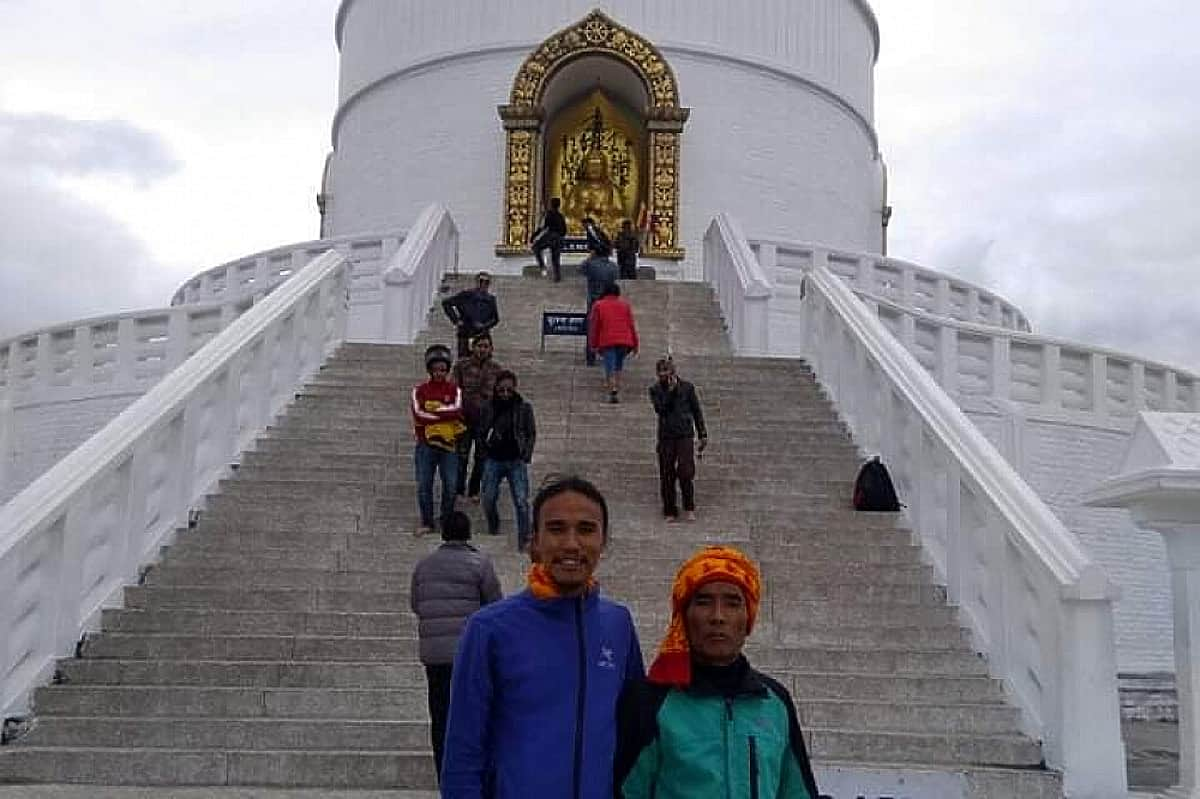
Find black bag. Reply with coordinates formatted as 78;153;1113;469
853;456;901;512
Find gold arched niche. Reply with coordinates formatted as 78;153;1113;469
496;10;689;260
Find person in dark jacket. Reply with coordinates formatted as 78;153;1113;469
451;333;504;501
580;223;618;367
648;358;708;522
476;370;536;549
442;271;500;357
615;218;640;280
615;547;820;799
532;197;568;282
441;476;644;798
409;511;502;783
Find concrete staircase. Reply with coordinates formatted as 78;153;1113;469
0;275;1062;796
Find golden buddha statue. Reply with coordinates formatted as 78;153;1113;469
563;147;628;234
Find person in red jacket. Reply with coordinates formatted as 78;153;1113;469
588;282;639;403
411;344;465;536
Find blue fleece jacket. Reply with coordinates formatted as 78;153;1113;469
440;587;644;798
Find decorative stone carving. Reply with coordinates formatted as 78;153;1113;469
497;10;689;260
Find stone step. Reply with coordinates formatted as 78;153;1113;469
57;660;423;689
800;699;1021;736
807;728;1042;768
0;747;434;788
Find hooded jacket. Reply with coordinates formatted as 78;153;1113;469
615;656;819;799
475;391;536;463
589;295;639;352
441;588;644;799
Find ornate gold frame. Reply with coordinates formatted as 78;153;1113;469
496;10;689;260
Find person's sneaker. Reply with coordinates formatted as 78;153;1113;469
684;511;697;522
664;515;679;524
469;495;481;505
415;526;433;538
609;391;619;404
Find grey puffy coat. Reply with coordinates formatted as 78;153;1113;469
409;542;503;665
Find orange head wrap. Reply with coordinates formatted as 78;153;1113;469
646;545;762;688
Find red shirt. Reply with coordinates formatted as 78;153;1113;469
411;379;463;445
589;296;639;351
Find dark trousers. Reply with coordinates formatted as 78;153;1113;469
657;437;697;516
455;431;485;497
455;327;473;358
425;663;453;783
585;297;596;366
618;255;637;280
534;236;563;281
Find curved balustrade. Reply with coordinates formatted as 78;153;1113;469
742;241;1200;419
703;215;772;355
749;238;1031;332
707;217;1128;794
0;250;351;720
170;230;405;311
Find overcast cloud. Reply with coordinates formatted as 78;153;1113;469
0;1;1197;372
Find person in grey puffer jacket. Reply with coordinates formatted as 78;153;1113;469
410;511;502;782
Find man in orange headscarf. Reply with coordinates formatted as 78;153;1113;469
615;546;820;799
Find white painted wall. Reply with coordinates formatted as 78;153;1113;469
326;0;884;274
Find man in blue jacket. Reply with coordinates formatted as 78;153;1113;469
441;475;644;798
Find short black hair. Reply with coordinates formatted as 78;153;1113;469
532;475;609;543
441;511;471;542
601;282;621;298
495;369;518;386
472;331;493;345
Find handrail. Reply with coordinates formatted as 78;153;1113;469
382;203;460;344
702;214;772;355
0;249;350;719
800;261;1127;795
749;236;1031;332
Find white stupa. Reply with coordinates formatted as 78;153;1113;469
321;0;887;277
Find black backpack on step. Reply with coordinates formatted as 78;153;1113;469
853;456;901;512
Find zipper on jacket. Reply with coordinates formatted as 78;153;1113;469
572;597;587;799
748;735;760;799
723;698;734;799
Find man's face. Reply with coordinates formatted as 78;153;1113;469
657;362;676;386
428;361;449;382
685;581;749;667
472;338;493;362
477;277;491;293
531;491;605;596
494;378;516;400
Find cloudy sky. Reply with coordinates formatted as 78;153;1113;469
2;1;1197;372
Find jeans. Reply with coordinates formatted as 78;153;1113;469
657;437;696;517
425;663;453;784
481;459;532;548
414;442;459;528
602;346;630;378
454;430;485;497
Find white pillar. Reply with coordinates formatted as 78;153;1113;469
1156;524;1200;798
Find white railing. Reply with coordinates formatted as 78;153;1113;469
708;218;1128;795
751;237;1031;332
170;230;404;311
0;299;254;399
744;241;1200;419
0;249;350;720
703;215;772;355
381;203;460;345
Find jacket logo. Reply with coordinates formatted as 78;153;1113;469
597;645;616;669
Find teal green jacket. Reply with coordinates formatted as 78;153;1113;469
614;657;819;799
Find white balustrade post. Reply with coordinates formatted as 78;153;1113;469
72;326;94;388
1092;353;1109;419
741;295;769;357
934;278;951;317
1131;361;1147;411
1157;526;1200;798
901;267;917;309
944;462;964;603
116;318;138;386
34;333;54;391
855;255;873;294
758;242;778;281
937;326;958;395
254;256;273;300
966;288;980;323
0;393;12;495
991;336;1011;403
1057;584;1129;797
1166;371;1180;411
1041;344;1063;410
165;308;191;371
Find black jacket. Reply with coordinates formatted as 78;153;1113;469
648;379;707;440
476;392;536;463
442;288;499;334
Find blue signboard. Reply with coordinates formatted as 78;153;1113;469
541;311;589;353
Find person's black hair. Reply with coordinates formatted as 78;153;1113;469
532;475;609;543
601;282;621;298
550;197;561;208
655;358;675;372
441;510;471;542
495;369;518;387
472;331;493;345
